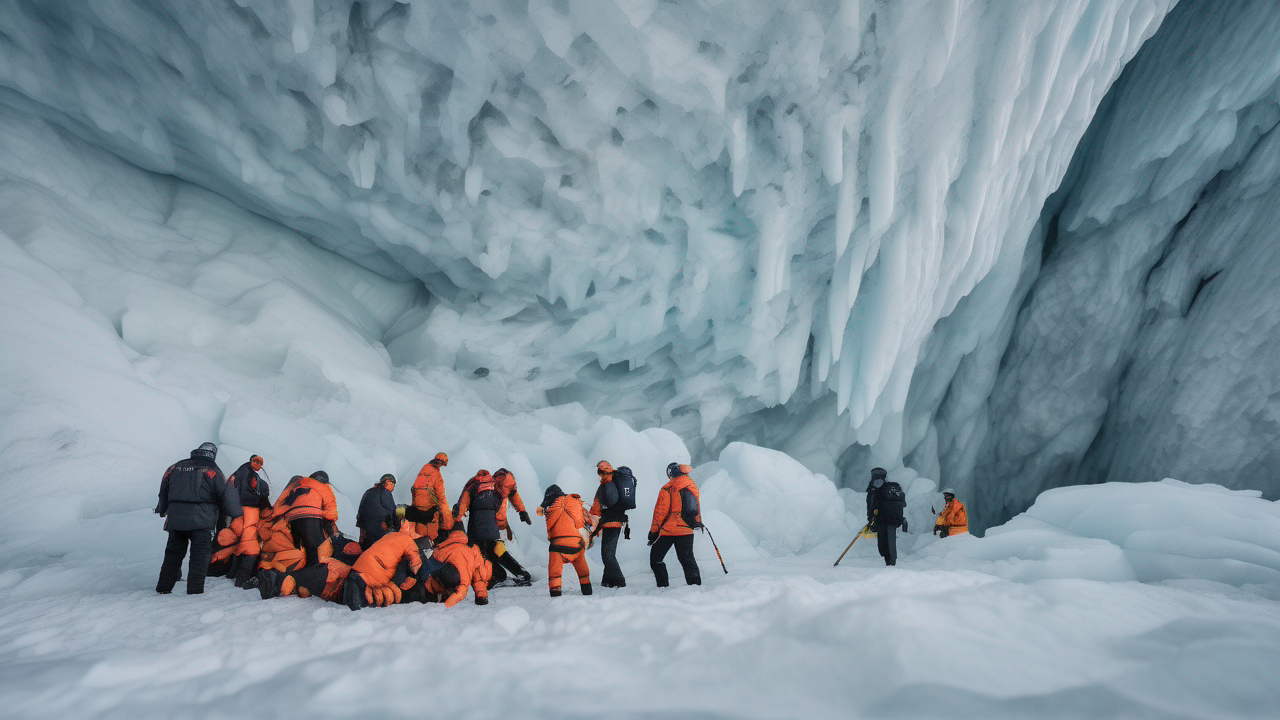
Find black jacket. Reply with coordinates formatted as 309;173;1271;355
356;485;396;531
229;463;270;508
156;454;242;531
865;479;879;523
463;478;501;542
868;480;906;526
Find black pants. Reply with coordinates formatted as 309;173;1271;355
157;529;214;594
876;522;898;566
599;526;625;587
290;518;326;566
650;534;700;587
494;544;529;581
360;525;388;551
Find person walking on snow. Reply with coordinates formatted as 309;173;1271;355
407;452;453;541
934;489;969;538
538;484;593;597
490;468;535;585
155;442;242;595
456;469;532;587
867;467;907;566
590;460;630;588
648;462;702;587
226;454;270;588
356;474;398;550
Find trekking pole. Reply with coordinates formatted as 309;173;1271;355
834;523;870;567
701;526;728;574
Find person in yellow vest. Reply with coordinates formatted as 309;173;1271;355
934;489;969;537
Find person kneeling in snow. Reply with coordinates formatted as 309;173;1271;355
934;489;968;538
155;442;243;595
538;484;593;597
257;556;353;603
343;525;424;610
419;528;492;607
648;463;702;587
867;468;907;567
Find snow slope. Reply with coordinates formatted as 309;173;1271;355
2;480;1277;719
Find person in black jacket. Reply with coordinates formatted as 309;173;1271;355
226;455;271;587
356;474;398;550
866;467;907;567
155;442;243;594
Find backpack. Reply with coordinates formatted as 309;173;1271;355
600;466;638;511
678;487;701;529
877;481;907;525
470;475;500;513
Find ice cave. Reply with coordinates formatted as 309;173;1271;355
1;1;1278;717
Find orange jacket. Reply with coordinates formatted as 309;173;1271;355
545;493;590;549
411;462;453;530
936;499;969;536
650;474;700;536
283;476;339;522
589;473;624;529
428;529;491;606
495;472;527;531
352;528;423;589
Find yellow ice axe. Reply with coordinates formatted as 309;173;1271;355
834;523;872;567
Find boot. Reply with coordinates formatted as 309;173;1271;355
235;555;260;588
514;571;533;587
257;569;285;600
550;588;562;598
580;582;593;596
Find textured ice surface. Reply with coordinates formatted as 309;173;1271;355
0;0;1174;481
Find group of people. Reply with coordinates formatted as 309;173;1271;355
154;443;705;609
864;467;968;566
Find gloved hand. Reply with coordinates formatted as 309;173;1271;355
519;511;531;525
933;524;943;536
647;531;659;546
624;525;631;540
902;520;909;533
474;596;489;606
505;527;514;541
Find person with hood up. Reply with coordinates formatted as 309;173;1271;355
648;463;701;587
356;474;398;550
282;471;339;567
867;468;907;566
934;489;969;537
407;452;453;541
226;454;271;588
589;460;629;588
537;484;593;597
457;469;533;587
421;527;492;607
155;442;243;595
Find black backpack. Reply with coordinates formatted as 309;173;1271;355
678;487;701;529
470;475;500;513
601;466;638;511
877;481;907;525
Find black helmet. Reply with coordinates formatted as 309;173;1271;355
312;470;330;483
666;462;681;479
871;467;887;480
380;473;396;484
192;442;218;460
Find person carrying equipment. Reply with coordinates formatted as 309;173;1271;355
934;489;969;537
537;484;593;597
283;471;339;567
867;468;907;566
357;474;398;550
589;460;635;588
345;525;424;608
226;455;271;587
648;462;702;587
421;528;492;607
407;452;453;541
458;469;533;586
154;442;243;595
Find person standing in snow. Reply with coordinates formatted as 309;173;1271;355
867;467;907;566
934;489;968;538
492;468;534;582
456;468;531;587
406;452;453;541
154;442;242;595
648;462;702;587
538;484;594;597
282;470;339;567
590;460;630;588
356;474;398;550
226;454;270;587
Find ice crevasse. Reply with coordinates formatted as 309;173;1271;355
0;0;1278;542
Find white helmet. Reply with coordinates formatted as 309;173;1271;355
942;488;956;496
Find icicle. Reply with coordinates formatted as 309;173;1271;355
730;110;749;197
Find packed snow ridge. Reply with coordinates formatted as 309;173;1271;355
1;1;1279;524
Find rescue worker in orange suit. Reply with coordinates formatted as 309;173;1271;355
421;528;492;606
537;484;593;597
934;489;969;538
282;471;339;567
589;460;628;588
226;454;271;587
493;468;534;582
155;442;243;595
458;468;533;586
356;474;397;550
406;452;453;541
343;526;425;609
648;463;701;587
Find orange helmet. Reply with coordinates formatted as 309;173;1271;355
433;452;449;466
596;460;614;475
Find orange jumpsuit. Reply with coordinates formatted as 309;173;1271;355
352;528;423;606
411;461;453;539
543;493;592;592
426;529;492;607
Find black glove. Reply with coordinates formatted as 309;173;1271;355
624;525;631;540
933;524;943;537
902;520;909;533
519;510;531;525
647;531;659;546
474;596;488;606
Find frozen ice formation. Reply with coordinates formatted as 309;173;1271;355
1;0;1278;533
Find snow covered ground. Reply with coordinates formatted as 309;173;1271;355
2;480;1278;719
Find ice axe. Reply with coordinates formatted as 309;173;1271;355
834;523;871;567
701;525;728;574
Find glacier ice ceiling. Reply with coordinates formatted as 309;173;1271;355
2;0;1278;528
